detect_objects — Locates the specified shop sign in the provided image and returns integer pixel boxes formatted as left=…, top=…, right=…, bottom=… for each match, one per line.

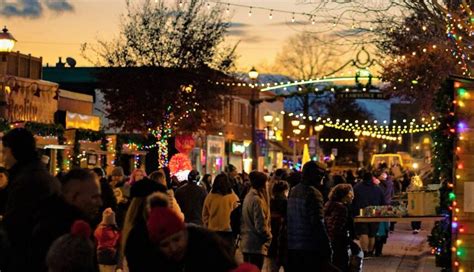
left=7, top=89, right=57, bottom=123
left=207, top=135, right=225, bottom=156
left=231, top=141, right=245, bottom=154
left=66, top=111, right=100, bottom=131
left=175, top=135, right=195, bottom=154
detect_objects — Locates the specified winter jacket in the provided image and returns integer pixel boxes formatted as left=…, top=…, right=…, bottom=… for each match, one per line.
left=380, top=177, right=395, bottom=205
left=269, top=196, right=288, bottom=264
left=30, top=194, right=92, bottom=272
left=175, top=182, right=207, bottom=225
left=287, top=183, right=331, bottom=257
left=202, top=192, right=239, bottom=232
left=3, top=160, right=60, bottom=272
left=352, top=180, right=386, bottom=211
left=324, top=201, right=350, bottom=244
left=240, top=188, right=272, bottom=255
left=151, top=225, right=237, bottom=272
left=125, top=218, right=154, bottom=272
left=94, top=224, right=120, bottom=251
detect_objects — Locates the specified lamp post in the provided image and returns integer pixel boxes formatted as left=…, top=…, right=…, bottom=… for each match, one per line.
left=314, top=124, right=324, bottom=161
left=0, top=26, right=16, bottom=52
left=291, top=119, right=301, bottom=168
left=249, top=67, right=259, bottom=170
left=292, top=128, right=301, bottom=169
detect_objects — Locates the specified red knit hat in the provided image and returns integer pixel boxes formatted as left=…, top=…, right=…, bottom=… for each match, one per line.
left=147, top=207, right=186, bottom=244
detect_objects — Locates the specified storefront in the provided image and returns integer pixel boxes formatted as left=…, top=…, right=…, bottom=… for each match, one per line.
left=206, top=135, right=225, bottom=176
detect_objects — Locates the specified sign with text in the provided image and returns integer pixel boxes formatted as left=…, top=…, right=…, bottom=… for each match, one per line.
left=336, top=92, right=388, bottom=100
left=7, top=87, right=57, bottom=123
left=231, top=141, right=246, bottom=154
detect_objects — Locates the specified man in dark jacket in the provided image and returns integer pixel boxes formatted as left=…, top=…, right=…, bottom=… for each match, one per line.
left=2, top=128, right=61, bottom=272
left=287, top=161, right=334, bottom=271
left=175, top=170, right=207, bottom=225
left=352, top=170, right=386, bottom=256
left=30, top=168, right=103, bottom=272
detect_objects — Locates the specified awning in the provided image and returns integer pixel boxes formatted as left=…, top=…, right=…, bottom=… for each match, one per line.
left=268, top=140, right=292, bottom=154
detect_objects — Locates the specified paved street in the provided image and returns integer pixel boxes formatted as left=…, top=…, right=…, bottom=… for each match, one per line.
left=364, top=222, right=439, bottom=272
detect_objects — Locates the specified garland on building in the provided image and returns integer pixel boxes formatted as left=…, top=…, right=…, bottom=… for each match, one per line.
left=428, top=80, right=456, bottom=270
left=114, top=133, right=156, bottom=166
left=72, top=129, right=106, bottom=167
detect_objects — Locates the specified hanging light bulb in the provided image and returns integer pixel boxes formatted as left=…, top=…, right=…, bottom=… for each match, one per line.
left=226, top=4, right=230, bottom=13
left=179, top=0, right=183, bottom=7
left=269, top=9, right=273, bottom=20
left=311, top=16, right=315, bottom=25
left=206, top=2, right=210, bottom=9
left=291, top=13, right=295, bottom=23
left=248, top=7, right=252, bottom=16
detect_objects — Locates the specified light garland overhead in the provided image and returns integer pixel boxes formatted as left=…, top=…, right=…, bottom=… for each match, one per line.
left=282, top=110, right=440, bottom=134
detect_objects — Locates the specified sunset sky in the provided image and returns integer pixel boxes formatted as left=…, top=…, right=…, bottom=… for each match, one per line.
left=2, top=0, right=390, bottom=74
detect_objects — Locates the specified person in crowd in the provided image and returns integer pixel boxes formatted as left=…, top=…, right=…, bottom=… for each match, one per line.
left=128, top=168, right=146, bottom=186
left=226, top=164, right=249, bottom=201
left=332, top=174, right=346, bottom=187
left=92, top=167, right=117, bottom=225
left=149, top=170, right=183, bottom=220
left=31, top=168, right=103, bottom=272
left=287, top=161, right=333, bottom=271
left=240, top=171, right=272, bottom=270
left=324, top=184, right=355, bottom=271
left=94, top=208, right=120, bottom=272
left=147, top=206, right=238, bottom=271
left=0, top=167, right=9, bottom=215
left=352, top=170, right=386, bottom=257
left=374, top=168, right=394, bottom=256
left=268, top=168, right=288, bottom=200
left=175, top=170, right=207, bottom=225
left=110, top=166, right=129, bottom=228
left=121, top=177, right=166, bottom=272
left=345, top=170, right=356, bottom=187
left=1, top=128, right=61, bottom=271
left=286, top=171, right=302, bottom=189
left=268, top=180, right=289, bottom=272
left=46, top=220, right=96, bottom=272
left=199, top=174, right=213, bottom=193
left=202, top=173, right=240, bottom=250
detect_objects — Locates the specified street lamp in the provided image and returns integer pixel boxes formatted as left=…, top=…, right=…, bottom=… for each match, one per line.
left=291, top=119, right=300, bottom=127
left=249, top=67, right=259, bottom=170
left=249, top=67, right=259, bottom=81
left=263, top=112, right=274, bottom=123
left=0, top=26, right=16, bottom=52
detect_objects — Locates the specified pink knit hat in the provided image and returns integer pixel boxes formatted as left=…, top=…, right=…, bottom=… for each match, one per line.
left=147, top=207, right=185, bottom=244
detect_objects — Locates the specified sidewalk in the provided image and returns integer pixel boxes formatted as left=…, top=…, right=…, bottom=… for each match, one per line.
left=363, top=222, right=440, bottom=272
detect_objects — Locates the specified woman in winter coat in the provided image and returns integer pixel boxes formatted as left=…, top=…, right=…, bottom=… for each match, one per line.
left=324, top=184, right=355, bottom=272
left=268, top=180, right=289, bottom=272
left=240, top=171, right=272, bottom=270
left=202, top=173, right=239, bottom=250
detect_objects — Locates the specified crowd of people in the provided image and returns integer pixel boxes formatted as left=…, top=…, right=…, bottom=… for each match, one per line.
left=0, top=128, right=421, bottom=272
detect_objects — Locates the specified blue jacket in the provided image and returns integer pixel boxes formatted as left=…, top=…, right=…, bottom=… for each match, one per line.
left=287, top=183, right=331, bottom=256
left=352, top=180, right=386, bottom=212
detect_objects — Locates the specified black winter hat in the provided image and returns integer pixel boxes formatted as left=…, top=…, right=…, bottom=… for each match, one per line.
left=130, top=178, right=167, bottom=198
left=2, top=128, right=38, bottom=162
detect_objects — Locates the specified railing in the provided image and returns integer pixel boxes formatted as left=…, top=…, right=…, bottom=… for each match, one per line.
left=0, top=51, right=42, bottom=80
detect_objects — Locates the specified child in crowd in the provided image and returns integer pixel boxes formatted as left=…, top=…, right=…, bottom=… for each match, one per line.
left=46, top=220, right=95, bottom=272
left=94, top=208, right=121, bottom=272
